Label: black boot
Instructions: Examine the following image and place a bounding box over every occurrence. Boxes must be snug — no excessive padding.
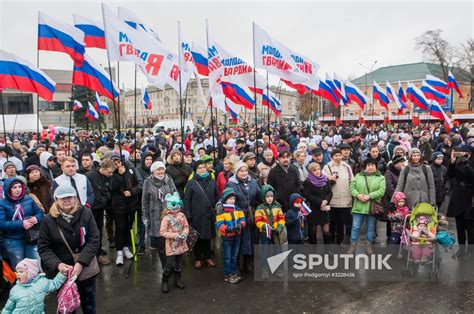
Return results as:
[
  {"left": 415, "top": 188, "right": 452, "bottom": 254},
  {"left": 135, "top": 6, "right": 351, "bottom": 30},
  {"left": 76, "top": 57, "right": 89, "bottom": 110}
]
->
[
  {"left": 174, "top": 272, "right": 185, "bottom": 289},
  {"left": 161, "top": 279, "right": 169, "bottom": 293}
]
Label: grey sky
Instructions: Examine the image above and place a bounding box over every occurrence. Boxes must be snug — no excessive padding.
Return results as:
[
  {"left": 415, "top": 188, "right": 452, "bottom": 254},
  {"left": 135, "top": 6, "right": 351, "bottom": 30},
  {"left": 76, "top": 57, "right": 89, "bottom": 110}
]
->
[{"left": 1, "top": 0, "right": 472, "bottom": 90}]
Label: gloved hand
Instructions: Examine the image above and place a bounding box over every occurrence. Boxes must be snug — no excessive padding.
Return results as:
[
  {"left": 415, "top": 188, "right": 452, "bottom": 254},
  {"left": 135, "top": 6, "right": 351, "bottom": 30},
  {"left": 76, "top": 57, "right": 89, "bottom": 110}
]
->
[
  {"left": 277, "top": 225, "right": 284, "bottom": 233},
  {"left": 225, "top": 225, "right": 234, "bottom": 234},
  {"left": 233, "top": 224, "right": 241, "bottom": 233},
  {"left": 261, "top": 223, "right": 269, "bottom": 233}
]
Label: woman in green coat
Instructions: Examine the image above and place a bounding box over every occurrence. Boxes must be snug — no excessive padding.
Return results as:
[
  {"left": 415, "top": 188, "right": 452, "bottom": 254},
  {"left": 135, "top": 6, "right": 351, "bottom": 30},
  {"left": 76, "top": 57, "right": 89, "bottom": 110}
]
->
[{"left": 348, "top": 158, "right": 386, "bottom": 254}]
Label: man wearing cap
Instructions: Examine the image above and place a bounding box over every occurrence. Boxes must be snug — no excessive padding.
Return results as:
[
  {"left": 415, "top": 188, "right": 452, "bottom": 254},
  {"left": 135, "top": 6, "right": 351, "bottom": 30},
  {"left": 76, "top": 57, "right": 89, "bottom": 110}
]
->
[
  {"left": 0, "top": 146, "right": 24, "bottom": 177},
  {"left": 24, "top": 144, "right": 46, "bottom": 169},
  {"left": 39, "top": 151, "right": 61, "bottom": 181},
  {"left": 304, "top": 148, "right": 324, "bottom": 168},
  {"left": 267, "top": 150, "right": 300, "bottom": 212},
  {"left": 243, "top": 152, "right": 260, "bottom": 181},
  {"left": 2, "top": 161, "right": 17, "bottom": 179},
  {"left": 339, "top": 143, "right": 356, "bottom": 172}
]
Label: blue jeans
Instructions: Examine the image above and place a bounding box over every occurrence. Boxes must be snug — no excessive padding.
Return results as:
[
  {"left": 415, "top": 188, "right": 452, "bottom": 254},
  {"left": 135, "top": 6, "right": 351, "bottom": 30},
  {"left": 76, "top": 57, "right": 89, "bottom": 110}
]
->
[
  {"left": 4, "top": 238, "right": 40, "bottom": 269},
  {"left": 350, "top": 214, "right": 376, "bottom": 244},
  {"left": 222, "top": 236, "right": 241, "bottom": 276}
]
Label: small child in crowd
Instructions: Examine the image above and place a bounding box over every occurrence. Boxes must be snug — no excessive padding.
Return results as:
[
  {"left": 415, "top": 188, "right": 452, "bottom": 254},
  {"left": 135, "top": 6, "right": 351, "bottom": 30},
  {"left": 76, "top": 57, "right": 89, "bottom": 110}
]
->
[
  {"left": 2, "top": 258, "right": 67, "bottom": 313},
  {"left": 285, "top": 193, "right": 306, "bottom": 244},
  {"left": 388, "top": 192, "right": 410, "bottom": 244},
  {"left": 215, "top": 188, "right": 246, "bottom": 284},
  {"left": 160, "top": 192, "right": 189, "bottom": 293}
]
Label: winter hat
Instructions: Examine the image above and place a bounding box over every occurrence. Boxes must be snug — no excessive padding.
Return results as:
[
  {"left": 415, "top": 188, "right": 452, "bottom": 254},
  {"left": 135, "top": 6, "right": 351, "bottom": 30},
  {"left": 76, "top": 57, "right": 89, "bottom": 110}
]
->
[
  {"left": 297, "top": 142, "right": 308, "bottom": 151},
  {"left": 416, "top": 216, "right": 430, "bottom": 225},
  {"left": 242, "top": 152, "right": 257, "bottom": 162},
  {"left": 25, "top": 165, "right": 41, "bottom": 175},
  {"left": 234, "top": 161, "right": 248, "bottom": 174},
  {"left": 392, "top": 191, "right": 406, "bottom": 204},
  {"left": 165, "top": 192, "right": 182, "bottom": 211},
  {"left": 364, "top": 157, "right": 378, "bottom": 167},
  {"left": 150, "top": 161, "right": 166, "bottom": 173},
  {"left": 431, "top": 151, "right": 444, "bottom": 162},
  {"left": 420, "top": 136, "right": 430, "bottom": 144},
  {"left": 392, "top": 156, "right": 406, "bottom": 165},
  {"left": 16, "top": 258, "right": 41, "bottom": 284},
  {"left": 2, "top": 161, "right": 16, "bottom": 172},
  {"left": 109, "top": 154, "right": 121, "bottom": 162},
  {"left": 408, "top": 148, "right": 421, "bottom": 159},
  {"left": 54, "top": 184, "right": 77, "bottom": 199},
  {"left": 194, "top": 159, "right": 207, "bottom": 169},
  {"left": 222, "top": 187, "right": 236, "bottom": 202}
]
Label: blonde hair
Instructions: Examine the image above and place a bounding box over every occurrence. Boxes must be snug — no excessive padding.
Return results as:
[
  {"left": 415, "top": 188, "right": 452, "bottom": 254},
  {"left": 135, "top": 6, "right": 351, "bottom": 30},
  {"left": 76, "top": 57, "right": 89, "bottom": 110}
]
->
[{"left": 307, "top": 162, "right": 321, "bottom": 173}]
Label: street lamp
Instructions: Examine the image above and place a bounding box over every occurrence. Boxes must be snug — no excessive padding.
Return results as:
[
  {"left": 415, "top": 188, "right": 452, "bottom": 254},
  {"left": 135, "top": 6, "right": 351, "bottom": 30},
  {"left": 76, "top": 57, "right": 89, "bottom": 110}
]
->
[{"left": 358, "top": 60, "right": 378, "bottom": 124}]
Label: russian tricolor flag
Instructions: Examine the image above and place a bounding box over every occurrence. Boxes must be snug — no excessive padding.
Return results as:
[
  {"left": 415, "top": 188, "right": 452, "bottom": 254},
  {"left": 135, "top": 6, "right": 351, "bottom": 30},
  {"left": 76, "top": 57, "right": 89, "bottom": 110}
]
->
[
  {"left": 407, "top": 83, "right": 430, "bottom": 111},
  {"left": 334, "top": 74, "right": 349, "bottom": 105},
  {"left": 386, "top": 81, "right": 406, "bottom": 113},
  {"left": 73, "top": 100, "right": 83, "bottom": 110},
  {"left": 447, "top": 71, "right": 464, "bottom": 99},
  {"left": 326, "top": 73, "right": 343, "bottom": 103},
  {"left": 143, "top": 87, "right": 152, "bottom": 110},
  {"left": 0, "top": 49, "right": 56, "bottom": 102},
  {"left": 72, "top": 54, "right": 119, "bottom": 100},
  {"left": 421, "top": 81, "right": 447, "bottom": 105},
  {"left": 373, "top": 81, "right": 390, "bottom": 109},
  {"left": 191, "top": 42, "right": 208, "bottom": 76},
  {"left": 345, "top": 81, "right": 368, "bottom": 109},
  {"left": 221, "top": 81, "right": 255, "bottom": 109},
  {"left": 425, "top": 75, "right": 449, "bottom": 95},
  {"left": 95, "top": 92, "right": 109, "bottom": 115},
  {"left": 73, "top": 14, "right": 106, "bottom": 49},
  {"left": 312, "top": 78, "right": 340, "bottom": 109},
  {"left": 430, "top": 102, "right": 452, "bottom": 132},
  {"left": 225, "top": 99, "right": 241, "bottom": 123},
  {"left": 262, "top": 91, "right": 282, "bottom": 116},
  {"left": 38, "top": 12, "right": 85, "bottom": 66},
  {"left": 301, "top": 201, "right": 312, "bottom": 216},
  {"left": 398, "top": 81, "right": 407, "bottom": 107},
  {"left": 86, "top": 101, "right": 99, "bottom": 121}
]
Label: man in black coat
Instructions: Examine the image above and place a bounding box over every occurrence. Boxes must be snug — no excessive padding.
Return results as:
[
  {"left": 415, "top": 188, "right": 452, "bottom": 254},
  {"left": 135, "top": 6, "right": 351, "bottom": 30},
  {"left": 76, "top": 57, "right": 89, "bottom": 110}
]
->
[
  {"left": 85, "top": 159, "right": 114, "bottom": 265},
  {"left": 267, "top": 150, "right": 300, "bottom": 212}
]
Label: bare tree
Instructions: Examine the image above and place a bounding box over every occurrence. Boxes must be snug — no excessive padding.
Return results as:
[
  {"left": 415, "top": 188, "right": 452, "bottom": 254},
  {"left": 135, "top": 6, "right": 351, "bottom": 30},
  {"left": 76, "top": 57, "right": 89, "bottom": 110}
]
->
[
  {"left": 458, "top": 39, "right": 474, "bottom": 109},
  {"left": 415, "top": 29, "right": 455, "bottom": 80}
]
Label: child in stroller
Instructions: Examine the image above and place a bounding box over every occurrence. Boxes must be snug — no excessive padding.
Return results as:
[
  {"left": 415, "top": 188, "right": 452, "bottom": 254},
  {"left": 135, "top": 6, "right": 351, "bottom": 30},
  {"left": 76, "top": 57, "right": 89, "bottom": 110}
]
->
[
  {"left": 410, "top": 212, "right": 437, "bottom": 263},
  {"left": 387, "top": 192, "right": 410, "bottom": 244}
]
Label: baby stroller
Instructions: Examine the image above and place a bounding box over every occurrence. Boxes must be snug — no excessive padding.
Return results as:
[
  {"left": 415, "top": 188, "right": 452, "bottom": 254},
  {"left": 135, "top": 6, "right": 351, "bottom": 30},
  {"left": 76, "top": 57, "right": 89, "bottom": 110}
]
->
[{"left": 400, "top": 203, "right": 441, "bottom": 280}]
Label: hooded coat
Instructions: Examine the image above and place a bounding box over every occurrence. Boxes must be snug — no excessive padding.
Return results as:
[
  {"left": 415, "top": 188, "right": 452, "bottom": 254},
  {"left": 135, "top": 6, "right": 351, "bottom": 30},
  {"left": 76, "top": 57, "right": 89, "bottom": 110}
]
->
[
  {"left": 284, "top": 193, "right": 305, "bottom": 242},
  {"left": 183, "top": 173, "right": 218, "bottom": 240},
  {"left": 111, "top": 164, "right": 142, "bottom": 213},
  {"left": 166, "top": 149, "right": 192, "bottom": 199},
  {"left": 141, "top": 174, "right": 177, "bottom": 237},
  {"left": 0, "top": 178, "right": 43, "bottom": 240},
  {"left": 39, "top": 152, "right": 60, "bottom": 181},
  {"left": 267, "top": 162, "right": 300, "bottom": 212},
  {"left": 254, "top": 185, "right": 285, "bottom": 233}
]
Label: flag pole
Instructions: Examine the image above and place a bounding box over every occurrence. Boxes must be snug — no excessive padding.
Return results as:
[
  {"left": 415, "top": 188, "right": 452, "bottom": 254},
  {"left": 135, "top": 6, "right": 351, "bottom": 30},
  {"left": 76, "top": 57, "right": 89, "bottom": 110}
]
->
[
  {"left": 266, "top": 71, "right": 270, "bottom": 129},
  {"left": 0, "top": 89, "right": 7, "bottom": 145},
  {"left": 36, "top": 11, "right": 40, "bottom": 138},
  {"left": 133, "top": 64, "right": 138, "bottom": 167},
  {"left": 205, "top": 19, "right": 216, "bottom": 156},
  {"left": 67, "top": 72, "right": 75, "bottom": 156},
  {"left": 252, "top": 22, "right": 258, "bottom": 153},
  {"left": 177, "top": 21, "right": 185, "bottom": 150}
]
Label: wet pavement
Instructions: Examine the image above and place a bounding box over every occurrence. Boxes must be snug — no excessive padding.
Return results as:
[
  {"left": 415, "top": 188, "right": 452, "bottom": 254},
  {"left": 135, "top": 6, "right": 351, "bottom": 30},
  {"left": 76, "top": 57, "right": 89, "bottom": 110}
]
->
[{"left": 2, "top": 220, "right": 474, "bottom": 313}]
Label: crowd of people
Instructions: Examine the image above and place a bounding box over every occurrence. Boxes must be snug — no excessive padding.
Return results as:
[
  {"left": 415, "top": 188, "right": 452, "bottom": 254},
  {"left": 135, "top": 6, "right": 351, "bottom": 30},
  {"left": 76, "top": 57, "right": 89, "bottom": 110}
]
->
[{"left": 0, "top": 120, "right": 473, "bottom": 313}]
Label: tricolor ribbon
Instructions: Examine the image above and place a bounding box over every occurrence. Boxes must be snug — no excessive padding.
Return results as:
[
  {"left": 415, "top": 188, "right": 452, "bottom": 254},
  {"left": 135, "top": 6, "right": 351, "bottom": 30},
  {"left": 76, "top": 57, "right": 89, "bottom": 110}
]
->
[
  {"left": 12, "top": 204, "right": 24, "bottom": 221},
  {"left": 265, "top": 223, "right": 272, "bottom": 239},
  {"left": 80, "top": 227, "right": 86, "bottom": 246}
]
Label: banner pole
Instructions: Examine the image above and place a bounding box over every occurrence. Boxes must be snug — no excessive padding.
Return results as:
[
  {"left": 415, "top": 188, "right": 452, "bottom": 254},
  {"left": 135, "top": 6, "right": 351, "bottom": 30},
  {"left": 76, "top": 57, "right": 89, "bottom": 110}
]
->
[
  {"left": 252, "top": 22, "right": 258, "bottom": 153},
  {"left": 205, "top": 19, "right": 216, "bottom": 156},
  {"left": 133, "top": 64, "right": 138, "bottom": 167},
  {"left": 177, "top": 21, "right": 185, "bottom": 150}
]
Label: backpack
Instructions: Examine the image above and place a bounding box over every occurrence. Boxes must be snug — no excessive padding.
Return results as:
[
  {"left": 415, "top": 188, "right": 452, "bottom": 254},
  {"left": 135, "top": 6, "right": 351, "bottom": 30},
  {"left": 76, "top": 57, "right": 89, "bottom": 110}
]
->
[{"left": 57, "top": 270, "right": 81, "bottom": 314}]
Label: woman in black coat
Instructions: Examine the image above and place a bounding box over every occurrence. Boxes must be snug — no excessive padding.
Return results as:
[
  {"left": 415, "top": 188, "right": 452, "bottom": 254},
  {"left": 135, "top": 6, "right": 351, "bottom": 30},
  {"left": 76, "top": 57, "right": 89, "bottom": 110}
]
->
[
  {"left": 166, "top": 149, "right": 192, "bottom": 199},
  {"left": 302, "top": 162, "right": 333, "bottom": 245},
  {"left": 183, "top": 160, "right": 218, "bottom": 269},
  {"left": 446, "top": 147, "right": 474, "bottom": 259},
  {"left": 38, "top": 185, "right": 100, "bottom": 314}
]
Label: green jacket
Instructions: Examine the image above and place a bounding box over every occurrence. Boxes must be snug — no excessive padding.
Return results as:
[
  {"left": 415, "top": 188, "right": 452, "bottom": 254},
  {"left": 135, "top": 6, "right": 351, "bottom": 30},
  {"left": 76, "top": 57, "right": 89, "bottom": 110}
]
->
[{"left": 350, "top": 171, "right": 386, "bottom": 215}]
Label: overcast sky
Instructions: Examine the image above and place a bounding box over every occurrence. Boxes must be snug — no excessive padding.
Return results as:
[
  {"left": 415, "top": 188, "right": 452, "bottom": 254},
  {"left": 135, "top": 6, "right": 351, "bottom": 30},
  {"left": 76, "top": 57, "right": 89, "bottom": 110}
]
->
[{"left": 1, "top": 0, "right": 472, "bottom": 90}]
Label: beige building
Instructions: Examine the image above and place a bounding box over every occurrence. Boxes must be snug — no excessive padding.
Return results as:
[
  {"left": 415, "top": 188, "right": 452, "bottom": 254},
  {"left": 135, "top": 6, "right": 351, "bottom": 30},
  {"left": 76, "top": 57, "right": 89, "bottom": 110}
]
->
[{"left": 122, "top": 78, "right": 300, "bottom": 127}]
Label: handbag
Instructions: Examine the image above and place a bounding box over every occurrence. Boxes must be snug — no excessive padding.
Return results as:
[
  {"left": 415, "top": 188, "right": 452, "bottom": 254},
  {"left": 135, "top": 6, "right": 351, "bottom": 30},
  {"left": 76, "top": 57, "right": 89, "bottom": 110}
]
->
[
  {"left": 25, "top": 223, "right": 41, "bottom": 244},
  {"left": 363, "top": 176, "right": 386, "bottom": 220},
  {"left": 56, "top": 225, "right": 100, "bottom": 281},
  {"left": 57, "top": 269, "right": 81, "bottom": 314},
  {"left": 167, "top": 215, "right": 200, "bottom": 251}
]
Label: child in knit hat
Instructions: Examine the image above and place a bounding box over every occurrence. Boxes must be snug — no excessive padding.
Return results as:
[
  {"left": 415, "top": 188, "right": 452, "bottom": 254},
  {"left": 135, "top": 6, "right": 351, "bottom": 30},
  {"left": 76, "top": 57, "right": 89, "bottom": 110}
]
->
[
  {"left": 215, "top": 187, "right": 246, "bottom": 284},
  {"left": 159, "top": 192, "right": 189, "bottom": 293},
  {"left": 3, "top": 258, "right": 68, "bottom": 313},
  {"left": 387, "top": 192, "right": 410, "bottom": 244}
]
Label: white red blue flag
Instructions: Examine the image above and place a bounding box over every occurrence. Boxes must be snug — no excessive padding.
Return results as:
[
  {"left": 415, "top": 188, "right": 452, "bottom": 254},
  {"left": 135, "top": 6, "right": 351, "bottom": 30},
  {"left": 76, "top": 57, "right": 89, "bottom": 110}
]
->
[
  {"left": 38, "top": 12, "right": 85, "bottom": 66},
  {"left": 0, "top": 49, "right": 56, "bottom": 102},
  {"left": 262, "top": 90, "right": 282, "bottom": 116},
  {"left": 386, "top": 81, "right": 406, "bottom": 113},
  {"left": 86, "top": 101, "right": 99, "bottom": 121},
  {"left": 334, "top": 74, "right": 349, "bottom": 105},
  {"left": 397, "top": 81, "right": 407, "bottom": 111},
  {"left": 407, "top": 83, "right": 430, "bottom": 111},
  {"left": 373, "top": 81, "right": 390, "bottom": 109},
  {"left": 425, "top": 75, "right": 449, "bottom": 95},
  {"left": 95, "top": 92, "right": 109, "bottom": 115},
  {"left": 191, "top": 42, "right": 209, "bottom": 76},
  {"left": 118, "top": 7, "right": 161, "bottom": 43},
  {"left": 264, "top": 223, "right": 272, "bottom": 239},
  {"left": 421, "top": 81, "right": 447, "bottom": 105},
  {"left": 345, "top": 81, "right": 368, "bottom": 109},
  {"left": 73, "top": 14, "right": 105, "bottom": 49},
  {"left": 142, "top": 87, "right": 152, "bottom": 110},
  {"left": 447, "top": 71, "right": 463, "bottom": 98},
  {"left": 312, "top": 78, "right": 340, "bottom": 109},
  {"left": 301, "top": 201, "right": 312, "bottom": 216},
  {"left": 73, "top": 100, "right": 83, "bottom": 110},
  {"left": 72, "top": 54, "right": 119, "bottom": 100},
  {"left": 430, "top": 102, "right": 452, "bottom": 132}
]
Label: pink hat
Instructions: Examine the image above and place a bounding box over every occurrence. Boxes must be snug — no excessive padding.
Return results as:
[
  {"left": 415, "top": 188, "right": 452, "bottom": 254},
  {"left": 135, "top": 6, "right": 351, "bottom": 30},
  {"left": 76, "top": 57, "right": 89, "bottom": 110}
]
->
[
  {"left": 16, "top": 258, "right": 40, "bottom": 284},
  {"left": 392, "top": 192, "right": 406, "bottom": 204}
]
